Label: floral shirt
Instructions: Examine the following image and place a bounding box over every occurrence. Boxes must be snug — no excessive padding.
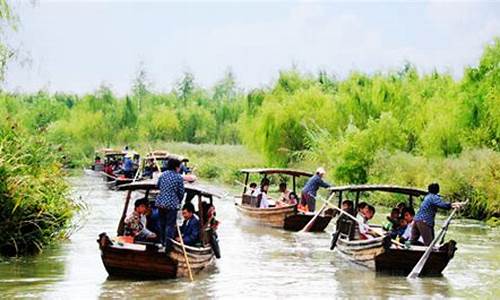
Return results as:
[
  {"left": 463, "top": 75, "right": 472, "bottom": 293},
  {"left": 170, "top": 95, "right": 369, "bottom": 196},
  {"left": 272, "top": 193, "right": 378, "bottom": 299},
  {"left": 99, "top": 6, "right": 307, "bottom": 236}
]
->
[{"left": 124, "top": 211, "right": 145, "bottom": 236}]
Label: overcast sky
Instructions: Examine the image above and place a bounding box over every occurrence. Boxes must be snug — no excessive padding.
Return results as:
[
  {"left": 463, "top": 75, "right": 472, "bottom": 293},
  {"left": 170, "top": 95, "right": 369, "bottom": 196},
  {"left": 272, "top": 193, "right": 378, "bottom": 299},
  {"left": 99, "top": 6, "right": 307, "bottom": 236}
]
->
[{"left": 3, "top": 0, "right": 500, "bottom": 95}]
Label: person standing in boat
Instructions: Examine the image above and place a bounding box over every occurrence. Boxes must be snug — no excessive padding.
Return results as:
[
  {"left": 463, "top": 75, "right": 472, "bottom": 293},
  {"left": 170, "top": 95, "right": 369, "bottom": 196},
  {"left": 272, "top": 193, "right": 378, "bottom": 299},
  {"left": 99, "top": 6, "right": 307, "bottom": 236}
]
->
[
  {"left": 411, "top": 183, "right": 462, "bottom": 246},
  {"left": 155, "top": 158, "right": 185, "bottom": 250},
  {"left": 122, "top": 154, "right": 135, "bottom": 178},
  {"left": 301, "top": 167, "right": 331, "bottom": 212}
]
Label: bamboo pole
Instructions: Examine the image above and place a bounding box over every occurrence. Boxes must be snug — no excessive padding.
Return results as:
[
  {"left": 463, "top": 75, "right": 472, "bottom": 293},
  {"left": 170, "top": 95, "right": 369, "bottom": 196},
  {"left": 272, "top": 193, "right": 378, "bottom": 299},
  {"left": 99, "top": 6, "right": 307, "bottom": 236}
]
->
[{"left": 176, "top": 224, "right": 194, "bottom": 281}]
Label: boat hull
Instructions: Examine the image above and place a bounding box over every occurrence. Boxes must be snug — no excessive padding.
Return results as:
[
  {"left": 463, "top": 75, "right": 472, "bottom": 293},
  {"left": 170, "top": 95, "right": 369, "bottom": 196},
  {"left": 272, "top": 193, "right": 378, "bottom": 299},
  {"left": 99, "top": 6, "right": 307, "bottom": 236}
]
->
[
  {"left": 235, "top": 203, "right": 296, "bottom": 228},
  {"left": 283, "top": 213, "right": 332, "bottom": 232},
  {"left": 98, "top": 233, "right": 215, "bottom": 279},
  {"left": 335, "top": 235, "right": 456, "bottom": 276},
  {"left": 235, "top": 203, "right": 332, "bottom": 232}
]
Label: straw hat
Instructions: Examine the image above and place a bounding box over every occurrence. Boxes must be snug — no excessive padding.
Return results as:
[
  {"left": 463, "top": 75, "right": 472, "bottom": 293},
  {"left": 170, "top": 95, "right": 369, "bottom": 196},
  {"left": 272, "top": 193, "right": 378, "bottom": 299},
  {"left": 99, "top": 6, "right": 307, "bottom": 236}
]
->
[{"left": 316, "top": 167, "right": 326, "bottom": 175}]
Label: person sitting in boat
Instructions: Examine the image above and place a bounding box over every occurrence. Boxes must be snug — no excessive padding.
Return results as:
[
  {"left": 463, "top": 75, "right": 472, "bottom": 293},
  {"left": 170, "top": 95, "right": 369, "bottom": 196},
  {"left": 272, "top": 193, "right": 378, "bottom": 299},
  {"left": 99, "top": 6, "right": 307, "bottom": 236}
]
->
[
  {"left": 124, "top": 198, "right": 157, "bottom": 242},
  {"left": 411, "top": 183, "right": 463, "bottom": 246},
  {"left": 245, "top": 182, "right": 258, "bottom": 196},
  {"left": 276, "top": 183, "right": 292, "bottom": 207},
  {"left": 336, "top": 200, "right": 354, "bottom": 230},
  {"left": 301, "top": 167, "right": 331, "bottom": 212},
  {"left": 176, "top": 202, "right": 201, "bottom": 247},
  {"left": 355, "top": 202, "right": 368, "bottom": 223},
  {"left": 257, "top": 178, "right": 272, "bottom": 208},
  {"left": 397, "top": 202, "right": 406, "bottom": 213},
  {"left": 383, "top": 208, "right": 401, "bottom": 231},
  {"left": 390, "top": 216, "right": 407, "bottom": 240},
  {"left": 357, "top": 205, "right": 376, "bottom": 240},
  {"left": 103, "top": 163, "right": 114, "bottom": 176},
  {"left": 400, "top": 206, "right": 415, "bottom": 242},
  {"left": 142, "top": 160, "right": 156, "bottom": 179},
  {"left": 288, "top": 192, "right": 298, "bottom": 206}
]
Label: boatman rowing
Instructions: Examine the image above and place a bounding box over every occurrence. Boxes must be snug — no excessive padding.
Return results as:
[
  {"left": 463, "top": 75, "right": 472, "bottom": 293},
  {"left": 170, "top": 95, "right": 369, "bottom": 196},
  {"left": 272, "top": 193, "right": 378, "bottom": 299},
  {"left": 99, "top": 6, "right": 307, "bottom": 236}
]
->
[
  {"left": 300, "top": 167, "right": 332, "bottom": 212},
  {"left": 411, "top": 183, "right": 463, "bottom": 246}
]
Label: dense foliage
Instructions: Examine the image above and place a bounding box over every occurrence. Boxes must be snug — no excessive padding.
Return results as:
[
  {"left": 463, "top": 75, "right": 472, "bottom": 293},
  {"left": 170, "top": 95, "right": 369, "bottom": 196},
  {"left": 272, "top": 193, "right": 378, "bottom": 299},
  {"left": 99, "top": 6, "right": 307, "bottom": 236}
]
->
[
  {"left": 0, "top": 40, "right": 498, "bottom": 221},
  {"left": 0, "top": 120, "right": 77, "bottom": 256}
]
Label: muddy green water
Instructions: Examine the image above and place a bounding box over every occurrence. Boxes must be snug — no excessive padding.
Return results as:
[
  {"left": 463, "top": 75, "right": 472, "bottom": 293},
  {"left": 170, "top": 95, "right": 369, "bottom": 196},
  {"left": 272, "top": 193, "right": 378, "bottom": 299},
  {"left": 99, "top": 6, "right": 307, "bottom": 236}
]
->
[{"left": 1, "top": 175, "right": 499, "bottom": 299}]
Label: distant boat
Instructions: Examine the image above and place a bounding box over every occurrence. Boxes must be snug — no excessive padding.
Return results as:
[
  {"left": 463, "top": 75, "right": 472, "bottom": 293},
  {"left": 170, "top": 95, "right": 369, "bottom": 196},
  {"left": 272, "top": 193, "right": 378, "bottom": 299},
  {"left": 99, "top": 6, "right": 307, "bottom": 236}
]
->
[
  {"left": 97, "top": 180, "right": 221, "bottom": 279},
  {"left": 234, "top": 168, "right": 333, "bottom": 232},
  {"left": 329, "top": 184, "right": 457, "bottom": 276}
]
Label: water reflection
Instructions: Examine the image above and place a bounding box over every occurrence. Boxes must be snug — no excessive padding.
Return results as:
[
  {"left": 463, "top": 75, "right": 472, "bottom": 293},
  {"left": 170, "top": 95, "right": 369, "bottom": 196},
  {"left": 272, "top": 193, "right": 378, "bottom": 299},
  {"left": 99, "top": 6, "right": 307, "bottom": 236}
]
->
[{"left": 0, "top": 174, "right": 498, "bottom": 299}]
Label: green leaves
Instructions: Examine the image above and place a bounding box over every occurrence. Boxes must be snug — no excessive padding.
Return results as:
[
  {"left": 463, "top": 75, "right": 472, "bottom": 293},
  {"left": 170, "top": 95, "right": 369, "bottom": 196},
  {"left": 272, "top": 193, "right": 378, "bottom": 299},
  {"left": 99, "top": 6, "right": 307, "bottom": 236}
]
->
[{"left": 0, "top": 120, "right": 76, "bottom": 256}]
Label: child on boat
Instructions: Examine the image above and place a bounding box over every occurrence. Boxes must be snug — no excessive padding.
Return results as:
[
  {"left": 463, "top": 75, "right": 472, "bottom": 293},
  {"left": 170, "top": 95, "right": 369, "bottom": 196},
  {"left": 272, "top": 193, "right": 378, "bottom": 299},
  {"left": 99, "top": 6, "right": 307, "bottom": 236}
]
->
[
  {"left": 245, "top": 182, "right": 258, "bottom": 196},
  {"left": 383, "top": 208, "right": 401, "bottom": 231},
  {"left": 124, "top": 198, "right": 157, "bottom": 242},
  {"left": 276, "top": 182, "right": 292, "bottom": 207}
]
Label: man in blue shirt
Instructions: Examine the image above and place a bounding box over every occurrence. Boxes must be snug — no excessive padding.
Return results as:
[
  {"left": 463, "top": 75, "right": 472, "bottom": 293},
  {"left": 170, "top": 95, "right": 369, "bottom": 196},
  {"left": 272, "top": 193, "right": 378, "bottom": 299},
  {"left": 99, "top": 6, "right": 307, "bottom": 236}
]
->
[
  {"left": 301, "top": 167, "right": 331, "bottom": 212},
  {"left": 177, "top": 202, "right": 201, "bottom": 247},
  {"left": 155, "top": 158, "right": 185, "bottom": 250},
  {"left": 122, "top": 155, "right": 135, "bottom": 178},
  {"left": 411, "top": 183, "right": 462, "bottom": 246}
]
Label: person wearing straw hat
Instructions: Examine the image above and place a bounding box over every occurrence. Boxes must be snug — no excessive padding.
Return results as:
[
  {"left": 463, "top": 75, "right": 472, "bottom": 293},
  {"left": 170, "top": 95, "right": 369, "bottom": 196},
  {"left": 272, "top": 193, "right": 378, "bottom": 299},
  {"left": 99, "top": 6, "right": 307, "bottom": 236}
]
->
[{"left": 300, "top": 167, "right": 332, "bottom": 212}]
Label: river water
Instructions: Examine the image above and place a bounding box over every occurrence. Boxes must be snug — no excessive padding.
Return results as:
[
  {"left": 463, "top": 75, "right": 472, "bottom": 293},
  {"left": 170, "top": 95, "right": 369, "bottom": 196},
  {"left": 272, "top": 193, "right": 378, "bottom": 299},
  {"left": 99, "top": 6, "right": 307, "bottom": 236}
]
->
[{"left": 1, "top": 174, "right": 499, "bottom": 299}]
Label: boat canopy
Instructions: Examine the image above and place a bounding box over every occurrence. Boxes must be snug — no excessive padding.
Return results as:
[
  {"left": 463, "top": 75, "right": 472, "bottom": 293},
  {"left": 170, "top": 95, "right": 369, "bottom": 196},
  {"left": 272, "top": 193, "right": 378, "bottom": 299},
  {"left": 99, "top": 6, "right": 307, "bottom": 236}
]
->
[
  {"left": 328, "top": 184, "right": 427, "bottom": 197},
  {"left": 98, "top": 148, "right": 126, "bottom": 156},
  {"left": 239, "top": 168, "right": 313, "bottom": 177},
  {"left": 145, "top": 150, "right": 169, "bottom": 159},
  {"left": 117, "top": 179, "right": 220, "bottom": 198},
  {"left": 167, "top": 154, "right": 189, "bottom": 162}
]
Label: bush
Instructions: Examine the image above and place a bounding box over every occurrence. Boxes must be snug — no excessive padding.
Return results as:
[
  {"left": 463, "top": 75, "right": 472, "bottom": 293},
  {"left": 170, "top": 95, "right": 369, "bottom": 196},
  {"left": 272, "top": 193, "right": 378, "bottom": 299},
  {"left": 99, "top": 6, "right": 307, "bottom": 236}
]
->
[
  {"left": 0, "top": 121, "right": 78, "bottom": 256},
  {"left": 369, "top": 149, "right": 500, "bottom": 219}
]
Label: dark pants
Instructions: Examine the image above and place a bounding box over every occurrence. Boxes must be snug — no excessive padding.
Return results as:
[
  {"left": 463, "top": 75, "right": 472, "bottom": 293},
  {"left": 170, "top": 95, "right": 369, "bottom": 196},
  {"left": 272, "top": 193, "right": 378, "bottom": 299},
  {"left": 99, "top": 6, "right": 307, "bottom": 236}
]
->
[
  {"left": 301, "top": 192, "right": 316, "bottom": 212},
  {"left": 158, "top": 208, "right": 178, "bottom": 249},
  {"left": 411, "top": 220, "right": 435, "bottom": 246}
]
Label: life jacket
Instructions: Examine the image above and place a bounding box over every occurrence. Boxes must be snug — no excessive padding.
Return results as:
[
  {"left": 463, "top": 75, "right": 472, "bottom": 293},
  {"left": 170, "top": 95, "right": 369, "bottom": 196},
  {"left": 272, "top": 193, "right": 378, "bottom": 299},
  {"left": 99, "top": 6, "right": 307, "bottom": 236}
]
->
[{"left": 297, "top": 204, "right": 309, "bottom": 212}]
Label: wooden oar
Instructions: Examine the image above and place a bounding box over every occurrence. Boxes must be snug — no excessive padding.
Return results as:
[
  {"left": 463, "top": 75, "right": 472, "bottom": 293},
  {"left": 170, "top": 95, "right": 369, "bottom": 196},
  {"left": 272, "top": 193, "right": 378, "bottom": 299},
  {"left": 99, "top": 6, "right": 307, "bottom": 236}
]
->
[
  {"left": 407, "top": 200, "right": 468, "bottom": 279},
  {"left": 132, "top": 158, "right": 143, "bottom": 183},
  {"left": 176, "top": 224, "right": 194, "bottom": 281},
  {"left": 299, "top": 192, "right": 335, "bottom": 233}
]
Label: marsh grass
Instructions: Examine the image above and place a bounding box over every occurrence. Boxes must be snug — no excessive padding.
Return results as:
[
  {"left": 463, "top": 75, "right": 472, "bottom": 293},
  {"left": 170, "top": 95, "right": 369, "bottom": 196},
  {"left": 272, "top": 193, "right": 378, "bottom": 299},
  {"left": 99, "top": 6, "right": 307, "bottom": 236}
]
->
[{"left": 0, "top": 121, "right": 80, "bottom": 257}]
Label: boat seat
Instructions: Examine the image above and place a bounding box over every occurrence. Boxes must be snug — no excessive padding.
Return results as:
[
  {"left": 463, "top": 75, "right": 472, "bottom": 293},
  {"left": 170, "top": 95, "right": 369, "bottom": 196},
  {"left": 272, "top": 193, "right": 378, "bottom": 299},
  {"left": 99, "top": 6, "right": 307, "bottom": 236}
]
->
[
  {"left": 337, "top": 218, "right": 356, "bottom": 240},
  {"left": 242, "top": 194, "right": 260, "bottom": 207}
]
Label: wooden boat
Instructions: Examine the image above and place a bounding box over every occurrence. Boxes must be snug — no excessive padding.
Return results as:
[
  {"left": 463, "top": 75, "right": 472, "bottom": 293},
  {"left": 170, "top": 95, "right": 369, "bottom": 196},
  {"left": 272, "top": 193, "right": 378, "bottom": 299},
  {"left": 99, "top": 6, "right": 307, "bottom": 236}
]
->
[
  {"left": 98, "top": 149, "right": 140, "bottom": 189},
  {"left": 235, "top": 168, "right": 333, "bottom": 232},
  {"left": 97, "top": 180, "right": 221, "bottom": 279},
  {"left": 330, "top": 185, "right": 458, "bottom": 276},
  {"left": 138, "top": 150, "right": 192, "bottom": 180}
]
